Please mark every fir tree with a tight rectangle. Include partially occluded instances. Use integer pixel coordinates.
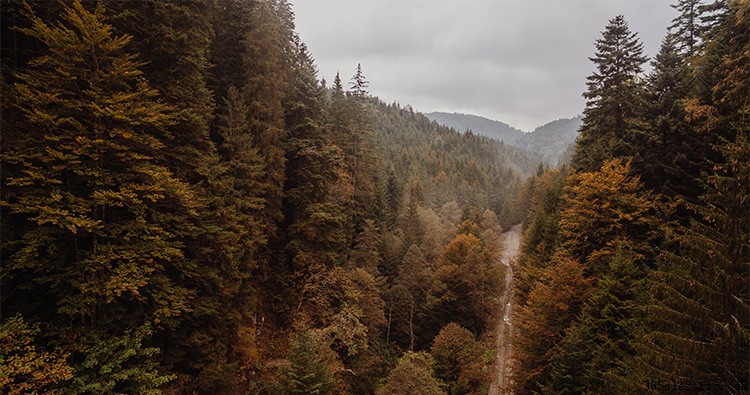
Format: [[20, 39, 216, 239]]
[[669, 0, 704, 58], [544, 240, 649, 394], [630, 132, 749, 393], [638, 33, 701, 199], [243, 0, 290, 241], [573, 15, 648, 172], [349, 63, 370, 97]]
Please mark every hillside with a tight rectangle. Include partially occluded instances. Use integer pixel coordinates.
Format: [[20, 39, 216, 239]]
[[424, 111, 525, 144], [371, 101, 542, 227], [425, 112, 582, 166], [518, 115, 583, 166]]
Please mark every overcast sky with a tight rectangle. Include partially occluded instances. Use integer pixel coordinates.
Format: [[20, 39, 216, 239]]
[[293, 0, 676, 131]]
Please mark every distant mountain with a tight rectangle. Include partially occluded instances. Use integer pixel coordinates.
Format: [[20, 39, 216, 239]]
[[425, 112, 526, 145], [519, 116, 583, 166], [425, 112, 582, 166]]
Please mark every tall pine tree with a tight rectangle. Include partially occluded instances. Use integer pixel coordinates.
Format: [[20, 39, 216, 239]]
[[573, 15, 648, 172]]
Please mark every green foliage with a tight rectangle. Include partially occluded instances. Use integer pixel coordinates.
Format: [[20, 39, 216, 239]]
[[277, 330, 339, 395], [544, 240, 648, 394], [67, 326, 173, 394], [431, 323, 487, 395], [376, 352, 446, 395], [573, 15, 648, 172], [350, 219, 384, 277], [628, 117, 749, 394], [514, 2, 749, 393]]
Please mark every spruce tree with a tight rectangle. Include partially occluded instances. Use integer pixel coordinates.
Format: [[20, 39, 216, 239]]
[[544, 240, 649, 394], [638, 34, 700, 199], [243, 0, 290, 242], [282, 38, 351, 322], [349, 63, 370, 97], [573, 15, 648, 172], [669, 0, 704, 58], [630, 133, 749, 393]]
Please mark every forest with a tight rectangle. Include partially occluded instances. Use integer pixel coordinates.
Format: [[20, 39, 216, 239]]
[[0, 0, 747, 394], [512, 1, 748, 393]]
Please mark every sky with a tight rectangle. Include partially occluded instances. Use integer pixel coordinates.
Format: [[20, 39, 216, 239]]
[[293, 0, 677, 132]]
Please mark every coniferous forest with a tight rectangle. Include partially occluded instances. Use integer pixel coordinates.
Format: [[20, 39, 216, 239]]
[[0, 1, 747, 394]]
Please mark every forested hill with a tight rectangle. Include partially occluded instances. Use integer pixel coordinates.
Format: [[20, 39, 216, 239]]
[[1, 1, 531, 393], [426, 112, 582, 166], [426, 112, 525, 144], [371, 101, 541, 227]]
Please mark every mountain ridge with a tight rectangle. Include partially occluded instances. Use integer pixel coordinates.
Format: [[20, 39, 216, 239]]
[[425, 112, 582, 166]]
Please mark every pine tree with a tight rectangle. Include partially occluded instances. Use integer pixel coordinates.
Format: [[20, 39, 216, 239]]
[[382, 166, 402, 228], [243, 0, 290, 242], [638, 34, 701, 199], [108, 0, 217, 184], [627, 3, 749, 388], [278, 331, 339, 395], [349, 63, 370, 97], [631, 132, 749, 393], [669, 0, 704, 58], [544, 239, 649, 394], [284, 37, 349, 273], [350, 219, 384, 277], [573, 15, 648, 172], [207, 0, 256, 102]]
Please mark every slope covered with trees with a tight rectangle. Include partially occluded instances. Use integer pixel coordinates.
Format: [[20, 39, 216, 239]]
[[0, 1, 536, 393], [425, 112, 582, 166], [512, 1, 748, 393]]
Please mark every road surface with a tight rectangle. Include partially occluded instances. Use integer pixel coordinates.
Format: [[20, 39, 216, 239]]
[[488, 224, 522, 395]]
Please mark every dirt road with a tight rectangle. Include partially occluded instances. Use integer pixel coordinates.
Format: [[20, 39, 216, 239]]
[[488, 224, 522, 395]]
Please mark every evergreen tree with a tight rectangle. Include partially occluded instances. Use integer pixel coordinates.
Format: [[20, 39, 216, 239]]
[[573, 15, 648, 172], [376, 352, 446, 395], [669, 0, 704, 58], [349, 62, 370, 97], [243, 0, 290, 241], [350, 219, 384, 277], [282, 36, 350, 323], [544, 240, 648, 394], [626, 3, 749, 387], [638, 34, 701, 199], [207, 0, 256, 103], [278, 331, 339, 395], [630, 132, 749, 393]]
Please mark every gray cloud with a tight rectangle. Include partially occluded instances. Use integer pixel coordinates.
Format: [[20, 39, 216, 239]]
[[294, 0, 675, 131]]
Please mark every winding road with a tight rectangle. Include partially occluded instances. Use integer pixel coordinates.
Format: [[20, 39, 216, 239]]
[[488, 224, 522, 395]]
